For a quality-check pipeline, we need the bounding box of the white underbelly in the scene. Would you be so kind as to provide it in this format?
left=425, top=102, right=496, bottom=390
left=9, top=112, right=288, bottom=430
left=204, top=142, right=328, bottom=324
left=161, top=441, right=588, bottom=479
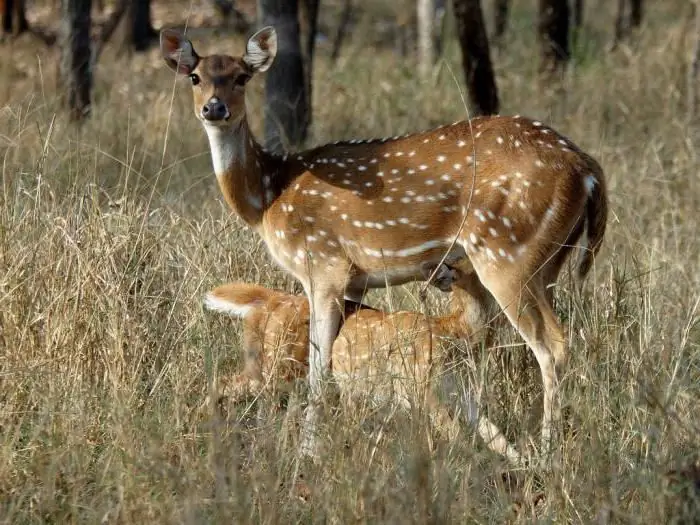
left=348, top=243, right=470, bottom=290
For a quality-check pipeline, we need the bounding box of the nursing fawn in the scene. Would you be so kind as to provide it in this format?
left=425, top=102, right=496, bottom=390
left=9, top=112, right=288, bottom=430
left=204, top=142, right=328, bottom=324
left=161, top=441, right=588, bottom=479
left=205, top=265, right=522, bottom=465
left=160, top=26, right=607, bottom=460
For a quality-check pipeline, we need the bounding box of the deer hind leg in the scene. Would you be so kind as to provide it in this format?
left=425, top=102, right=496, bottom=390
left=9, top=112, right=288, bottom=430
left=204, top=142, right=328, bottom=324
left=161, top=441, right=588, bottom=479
left=300, top=283, right=344, bottom=459
left=478, top=271, right=567, bottom=463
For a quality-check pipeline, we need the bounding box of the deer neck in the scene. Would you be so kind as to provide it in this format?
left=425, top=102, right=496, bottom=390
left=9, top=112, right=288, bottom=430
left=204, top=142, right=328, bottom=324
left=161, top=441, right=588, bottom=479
left=203, top=117, right=285, bottom=226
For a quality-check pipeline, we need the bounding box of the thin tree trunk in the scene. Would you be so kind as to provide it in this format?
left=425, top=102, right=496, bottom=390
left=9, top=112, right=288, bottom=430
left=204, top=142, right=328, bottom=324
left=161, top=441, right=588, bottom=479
left=129, top=0, right=156, bottom=51
left=299, top=0, right=319, bottom=133
left=572, top=0, right=583, bottom=30
left=688, top=1, right=700, bottom=121
left=493, top=0, right=510, bottom=42
left=613, top=0, right=627, bottom=46
left=260, top=0, right=309, bottom=152
left=417, top=0, right=435, bottom=78
left=630, top=0, right=642, bottom=28
left=613, top=0, right=642, bottom=47
left=114, top=0, right=157, bottom=54
left=451, top=0, right=499, bottom=116
left=2, top=0, right=29, bottom=36
left=538, top=0, right=570, bottom=76
left=2, top=0, right=12, bottom=34
left=93, top=0, right=128, bottom=61
left=210, top=0, right=250, bottom=31
left=330, top=0, right=353, bottom=62
left=60, top=0, right=93, bottom=121
left=433, top=0, right=447, bottom=59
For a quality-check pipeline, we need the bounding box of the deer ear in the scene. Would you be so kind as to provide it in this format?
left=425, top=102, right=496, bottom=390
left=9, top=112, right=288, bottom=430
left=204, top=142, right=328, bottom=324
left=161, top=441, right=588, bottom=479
left=243, top=26, right=277, bottom=73
left=160, top=28, right=199, bottom=75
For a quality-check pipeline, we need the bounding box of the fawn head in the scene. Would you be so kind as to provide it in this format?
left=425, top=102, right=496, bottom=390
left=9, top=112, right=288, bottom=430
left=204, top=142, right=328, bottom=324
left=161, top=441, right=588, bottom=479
left=160, top=27, right=277, bottom=127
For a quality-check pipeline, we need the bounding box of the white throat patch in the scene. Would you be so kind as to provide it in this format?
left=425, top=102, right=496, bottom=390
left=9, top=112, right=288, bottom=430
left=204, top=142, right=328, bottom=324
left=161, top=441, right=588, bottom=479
left=203, top=123, right=248, bottom=176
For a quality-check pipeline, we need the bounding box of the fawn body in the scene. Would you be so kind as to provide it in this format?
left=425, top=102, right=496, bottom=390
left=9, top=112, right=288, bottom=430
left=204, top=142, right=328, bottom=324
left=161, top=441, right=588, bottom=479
left=205, top=271, right=523, bottom=465
left=160, top=26, right=608, bottom=460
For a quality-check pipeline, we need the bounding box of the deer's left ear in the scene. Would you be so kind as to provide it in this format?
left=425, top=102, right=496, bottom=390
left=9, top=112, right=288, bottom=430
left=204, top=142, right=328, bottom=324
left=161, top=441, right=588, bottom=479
left=243, top=26, right=277, bottom=73
left=160, top=28, right=200, bottom=75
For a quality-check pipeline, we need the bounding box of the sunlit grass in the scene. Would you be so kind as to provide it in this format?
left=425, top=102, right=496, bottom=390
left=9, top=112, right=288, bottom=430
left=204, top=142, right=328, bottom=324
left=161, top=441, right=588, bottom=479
left=0, top=0, right=699, bottom=521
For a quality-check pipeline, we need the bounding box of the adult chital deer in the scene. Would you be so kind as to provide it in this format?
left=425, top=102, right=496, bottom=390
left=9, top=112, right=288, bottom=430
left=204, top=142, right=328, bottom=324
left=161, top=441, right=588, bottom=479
left=203, top=265, right=523, bottom=466
left=160, top=26, right=607, bottom=461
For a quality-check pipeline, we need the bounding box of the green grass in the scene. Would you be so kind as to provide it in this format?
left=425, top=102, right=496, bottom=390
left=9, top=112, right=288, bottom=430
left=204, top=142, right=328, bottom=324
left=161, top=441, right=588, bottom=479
left=1, top=0, right=699, bottom=522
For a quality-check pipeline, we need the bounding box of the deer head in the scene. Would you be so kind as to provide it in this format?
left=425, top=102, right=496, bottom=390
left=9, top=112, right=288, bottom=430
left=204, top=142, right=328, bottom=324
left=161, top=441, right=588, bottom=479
left=159, top=26, right=277, bottom=127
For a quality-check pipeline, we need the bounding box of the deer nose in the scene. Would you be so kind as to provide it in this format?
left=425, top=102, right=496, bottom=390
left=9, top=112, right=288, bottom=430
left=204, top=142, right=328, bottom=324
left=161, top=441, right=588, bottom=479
left=201, top=98, right=229, bottom=121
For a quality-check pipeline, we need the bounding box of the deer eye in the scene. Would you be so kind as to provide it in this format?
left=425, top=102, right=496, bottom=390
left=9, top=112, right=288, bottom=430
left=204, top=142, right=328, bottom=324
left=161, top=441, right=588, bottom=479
left=189, top=74, right=200, bottom=86
left=234, top=74, right=250, bottom=87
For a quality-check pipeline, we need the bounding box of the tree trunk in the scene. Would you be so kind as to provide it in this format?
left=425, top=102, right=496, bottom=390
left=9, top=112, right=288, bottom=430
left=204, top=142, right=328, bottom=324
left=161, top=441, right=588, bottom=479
left=2, top=0, right=29, bottom=36
left=299, top=0, right=319, bottom=133
left=687, top=1, right=700, bottom=121
left=260, top=0, right=309, bottom=152
left=60, top=0, right=93, bottom=121
left=613, top=0, right=627, bottom=45
left=417, top=0, right=435, bottom=78
left=451, top=0, right=499, bottom=116
left=572, top=0, right=583, bottom=30
left=210, top=0, right=250, bottom=32
left=114, top=0, right=157, bottom=53
left=433, top=0, right=447, bottom=59
left=630, top=0, right=642, bottom=28
left=613, top=0, right=642, bottom=47
left=330, top=0, right=353, bottom=62
left=538, top=0, right=570, bottom=76
left=93, top=0, right=128, bottom=61
left=493, top=0, right=510, bottom=42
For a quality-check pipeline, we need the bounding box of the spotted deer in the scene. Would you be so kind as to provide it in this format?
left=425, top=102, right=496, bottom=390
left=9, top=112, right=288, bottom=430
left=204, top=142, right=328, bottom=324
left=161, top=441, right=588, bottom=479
left=204, top=265, right=524, bottom=466
left=160, top=26, right=608, bottom=461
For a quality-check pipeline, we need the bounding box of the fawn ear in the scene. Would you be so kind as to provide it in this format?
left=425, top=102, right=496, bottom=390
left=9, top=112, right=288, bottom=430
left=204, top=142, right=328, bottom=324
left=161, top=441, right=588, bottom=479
left=421, top=262, right=458, bottom=292
left=160, top=28, right=199, bottom=75
left=243, top=26, right=277, bottom=73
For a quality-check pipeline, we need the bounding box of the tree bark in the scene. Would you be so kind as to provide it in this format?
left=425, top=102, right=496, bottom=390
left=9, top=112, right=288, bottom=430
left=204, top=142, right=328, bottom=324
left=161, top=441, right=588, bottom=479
left=417, top=0, right=435, bottom=78
left=2, top=0, right=29, bottom=36
left=613, top=0, right=643, bottom=47
left=538, top=0, right=570, bottom=75
left=688, top=1, right=700, bottom=121
left=433, top=0, right=447, bottom=59
left=93, top=0, right=128, bottom=61
left=613, top=0, right=627, bottom=45
left=299, top=0, right=319, bottom=132
left=451, top=0, right=499, bottom=116
left=210, top=0, right=250, bottom=32
left=493, top=0, right=510, bottom=42
left=60, top=0, right=93, bottom=121
left=330, top=0, right=353, bottom=62
left=259, top=0, right=309, bottom=152
left=630, top=0, right=642, bottom=28
left=114, top=0, right=157, bottom=53
left=572, top=0, right=583, bottom=30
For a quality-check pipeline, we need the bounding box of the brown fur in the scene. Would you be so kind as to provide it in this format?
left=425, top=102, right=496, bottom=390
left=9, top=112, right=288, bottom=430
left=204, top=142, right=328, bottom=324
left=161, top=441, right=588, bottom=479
left=161, top=26, right=609, bottom=459
left=204, top=268, right=524, bottom=465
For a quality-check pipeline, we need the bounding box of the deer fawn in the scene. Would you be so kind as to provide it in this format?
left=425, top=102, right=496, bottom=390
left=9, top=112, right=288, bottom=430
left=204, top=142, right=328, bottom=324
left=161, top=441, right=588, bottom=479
left=204, top=264, right=523, bottom=466
left=160, top=26, right=608, bottom=462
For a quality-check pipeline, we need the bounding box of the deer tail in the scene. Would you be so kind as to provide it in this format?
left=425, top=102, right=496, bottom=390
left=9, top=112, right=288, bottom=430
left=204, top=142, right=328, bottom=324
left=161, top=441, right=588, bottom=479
left=204, top=282, right=284, bottom=318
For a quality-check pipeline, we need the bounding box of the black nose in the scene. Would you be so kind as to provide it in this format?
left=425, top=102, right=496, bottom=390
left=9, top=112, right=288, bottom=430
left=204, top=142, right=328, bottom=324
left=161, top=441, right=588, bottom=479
left=202, top=99, right=229, bottom=121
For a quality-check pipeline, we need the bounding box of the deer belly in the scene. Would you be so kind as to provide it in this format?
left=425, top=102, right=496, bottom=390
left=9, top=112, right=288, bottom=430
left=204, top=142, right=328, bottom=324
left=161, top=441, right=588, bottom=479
left=347, top=243, right=470, bottom=290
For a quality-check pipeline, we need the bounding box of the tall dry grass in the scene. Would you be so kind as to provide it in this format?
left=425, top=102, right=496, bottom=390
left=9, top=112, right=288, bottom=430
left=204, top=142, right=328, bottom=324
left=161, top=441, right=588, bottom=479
left=1, top=0, right=699, bottom=522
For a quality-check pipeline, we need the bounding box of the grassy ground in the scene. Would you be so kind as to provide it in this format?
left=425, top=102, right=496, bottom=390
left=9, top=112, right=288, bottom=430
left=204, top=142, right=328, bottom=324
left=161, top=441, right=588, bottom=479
left=1, top=0, right=699, bottom=522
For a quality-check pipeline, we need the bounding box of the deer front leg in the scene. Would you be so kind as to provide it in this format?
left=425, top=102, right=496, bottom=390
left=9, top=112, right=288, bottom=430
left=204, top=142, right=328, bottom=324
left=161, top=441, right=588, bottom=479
left=300, top=284, right=344, bottom=459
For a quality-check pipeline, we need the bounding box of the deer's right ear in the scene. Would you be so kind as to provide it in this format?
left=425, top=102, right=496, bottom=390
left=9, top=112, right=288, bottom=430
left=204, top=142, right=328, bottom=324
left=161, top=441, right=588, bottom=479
left=160, top=29, right=199, bottom=75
